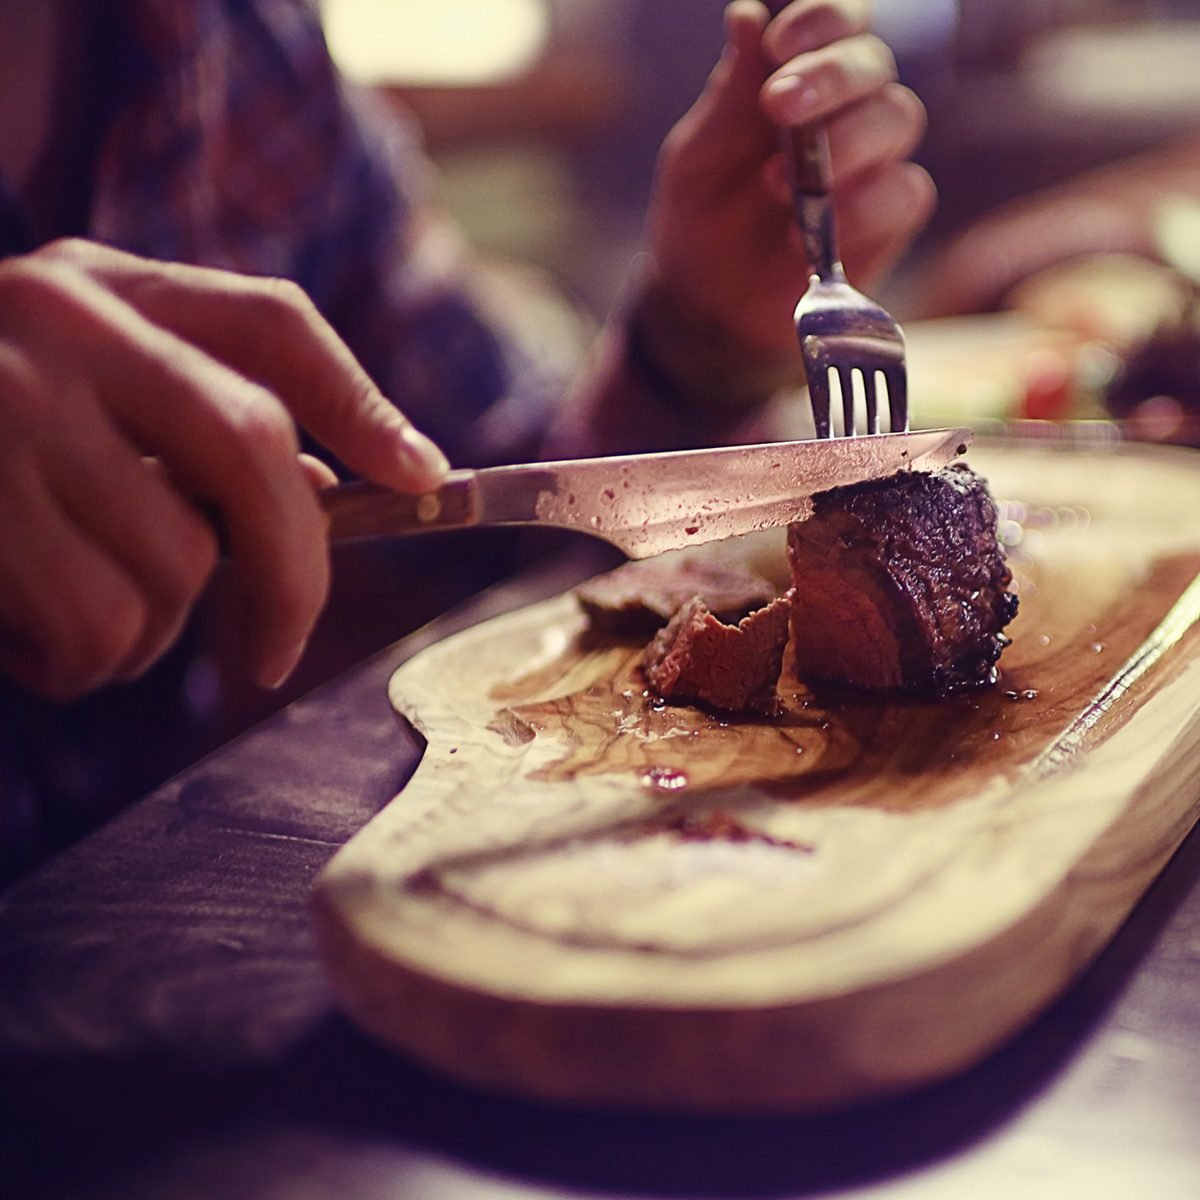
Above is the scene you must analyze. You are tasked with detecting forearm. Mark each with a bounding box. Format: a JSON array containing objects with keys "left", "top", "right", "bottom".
[{"left": 544, "top": 258, "right": 803, "bottom": 459}]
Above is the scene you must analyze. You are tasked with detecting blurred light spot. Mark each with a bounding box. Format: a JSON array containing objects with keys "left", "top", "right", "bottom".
[
  {"left": 1005, "top": 1131, "right": 1065, "bottom": 1178},
  {"left": 1129, "top": 395, "right": 1187, "bottom": 442},
  {"left": 321, "top": 0, "right": 550, "bottom": 86},
  {"left": 1023, "top": 24, "right": 1200, "bottom": 117}
]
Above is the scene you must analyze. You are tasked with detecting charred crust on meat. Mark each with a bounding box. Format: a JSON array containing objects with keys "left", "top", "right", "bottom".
[{"left": 787, "top": 463, "right": 1018, "bottom": 696}]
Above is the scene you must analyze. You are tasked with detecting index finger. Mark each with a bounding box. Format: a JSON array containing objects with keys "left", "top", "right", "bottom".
[
  {"left": 761, "top": 0, "right": 873, "bottom": 61},
  {"left": 3, "top": 256, "right": 333, "bottom": 687},
  {"left": 760, "top": 31, "right": 898, "bottom": 127},
  {"left": 36, "top": 240, "right": 451, "bottom": 492}
]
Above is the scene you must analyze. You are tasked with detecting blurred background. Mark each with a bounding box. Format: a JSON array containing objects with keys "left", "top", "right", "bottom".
[{"left": 317, "top": 0, "right": 1200, "bottom": 312}]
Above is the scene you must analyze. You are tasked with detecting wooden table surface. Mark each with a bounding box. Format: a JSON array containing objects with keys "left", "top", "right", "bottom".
[{"left": 2, "top": 554, "right": 1199, "bottom": 1200}]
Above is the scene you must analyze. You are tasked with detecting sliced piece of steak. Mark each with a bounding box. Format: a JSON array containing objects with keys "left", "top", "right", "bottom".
[
  {"left": 641, "top": 591, "right": 794, "bottom": 714},
  {"left": 787, "top": 463, "right": 1018, "bottom": 695},
  {"left": 576, "top": 556, "right": 777, "bottom": 636}
]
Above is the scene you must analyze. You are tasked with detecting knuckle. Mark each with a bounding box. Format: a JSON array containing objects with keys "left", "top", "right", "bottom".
[
  {"left": 166, "top": 514, "right": 220, "bottom": 605},
  {"left": 895, "top": 84, "right": 929, "bottom": 137},
  {"left": 34, "top": 236, "right": 96, "bottom": 267},
  {"left": 867, "top": 34, "right": 899, "bottom": 80},
  {"left": 253, "top": 275, "right": 318, "bottom": 330},
  {"left": 824, "top": 34, "right": 894, "bottom": 93},
  {"left": 53, "top": 587, "right": 146, "bottom": 697},
  {"left": 0, "top": 257, "right": 59, "bottom": 313},
  {"left": 889, "top": 78, "right": 925, "bottom": 115},
  {"left": 767, "top": 1, "right": 866, "bottom": 59},
  {"left": 0, "top": 254, "right": 92, "bottom": 331},
  {"left": 227, "top": 387, "right": 301, "bottom": 466},
  {"left": 865, "top": 83, "right": 927, "bottom": 159},
  {"left": 903, "top": 164, "right": 939, "bottom": 219},
  {"left": 808, "top": 0, "right": 849, "bottom": 30},
  {"left": 182, "top": 516, "right": 221, "bottom": 584},
  {"left": 816, "top": 54, "right": 856, "bottom": 97}
]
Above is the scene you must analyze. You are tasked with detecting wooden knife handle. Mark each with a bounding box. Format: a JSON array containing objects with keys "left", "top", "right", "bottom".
[
  {"left": 212, "top": 474, "right": 477, "bottom": 557},
  {"left": 320, "top": 473, "right": 478, "bottom": 543}
]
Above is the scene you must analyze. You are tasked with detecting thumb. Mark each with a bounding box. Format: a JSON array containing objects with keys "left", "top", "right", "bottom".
[{"left": 683, "top": 1, "right": 774, "bottom": 145}]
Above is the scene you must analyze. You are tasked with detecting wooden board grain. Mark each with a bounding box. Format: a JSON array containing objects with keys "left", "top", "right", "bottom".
[{"left": 313, "top": 444, "right": 1200, "bottom": 1113}]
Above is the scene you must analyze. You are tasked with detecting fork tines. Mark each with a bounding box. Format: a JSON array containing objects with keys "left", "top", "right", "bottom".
[{"left": 805, "top": 347, "right": 908, "bottom": 438}]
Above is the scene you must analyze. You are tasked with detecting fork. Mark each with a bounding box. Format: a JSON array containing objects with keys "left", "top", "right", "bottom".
[{"left": 778, "top": 120, "right": 908, "bottom": 437}]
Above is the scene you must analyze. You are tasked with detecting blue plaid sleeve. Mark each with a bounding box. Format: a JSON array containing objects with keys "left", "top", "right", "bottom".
[{"left": 87, "top": 0, "right": 573, "bottom": 467}]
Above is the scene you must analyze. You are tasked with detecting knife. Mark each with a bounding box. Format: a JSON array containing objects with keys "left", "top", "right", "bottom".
[{"left": 323, "top": 428, "right": 971, "bottom": 560}]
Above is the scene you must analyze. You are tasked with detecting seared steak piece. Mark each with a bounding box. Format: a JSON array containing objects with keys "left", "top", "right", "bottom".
[
  {"left": 787, "top": 464, "right": 1018, "bottom": 694},
  {"left": 576, "top": 556, "right": 777, "bottom": 636},
  {"left": 642, "top": 592, "right": 794, "bottom": 714}
]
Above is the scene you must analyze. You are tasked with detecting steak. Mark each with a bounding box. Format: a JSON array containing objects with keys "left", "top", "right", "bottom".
[
  {"left": 641, "top": 592, "right": 794, "bottom": 714},
  {"left": 576, "top": 556, "right": 777, "bottom": 636},
  {"left": 786, "top": 463, "right": 1018, "bottom": 694}
]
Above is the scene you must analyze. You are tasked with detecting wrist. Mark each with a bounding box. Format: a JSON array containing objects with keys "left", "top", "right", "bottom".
[{"left": 625, "top": 257, "right": 803, "bottom": 416}]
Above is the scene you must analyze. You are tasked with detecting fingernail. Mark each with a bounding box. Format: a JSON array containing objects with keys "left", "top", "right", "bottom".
[
  {"left": 765, "top": 74, "right": 821, "bottom": 116},
  {"left": 258, "top": 640, "right": 306, "bottom": 690},
  {"left": 400, "top": 425, "right": 450, "bottom": 482}
]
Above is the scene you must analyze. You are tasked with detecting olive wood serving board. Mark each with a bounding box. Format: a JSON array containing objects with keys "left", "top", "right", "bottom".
[{"left": 313, "top": 444, "right": 1200, "bottom": 1113}]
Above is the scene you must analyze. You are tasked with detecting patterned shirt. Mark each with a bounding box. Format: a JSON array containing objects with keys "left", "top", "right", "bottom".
[
  {"left": 0, "top": 1, "right": 797, "bottom": 881},
  {"left": 0, "top": 0, "right": 569, "bottom": 467},
  {"left": 0, "top": 0, "right": 595, "bottom": 883}
]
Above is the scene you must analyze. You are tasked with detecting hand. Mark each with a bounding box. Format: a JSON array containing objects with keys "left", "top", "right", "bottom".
[
  {"left": 643, "top": 0, "right": 935, "bottom": 363},
  {"left": 0, "top": 239, "right": 448, "bottom": 700}
]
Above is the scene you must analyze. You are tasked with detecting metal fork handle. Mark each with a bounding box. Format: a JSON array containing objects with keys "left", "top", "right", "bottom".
[{"left": 781, "top": 124, "right": 842, "bottom": 283}]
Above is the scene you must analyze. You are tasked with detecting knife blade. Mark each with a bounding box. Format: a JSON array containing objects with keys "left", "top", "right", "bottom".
[{"left": 323, "top": 428, "right": 971, "bottom": 559}]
